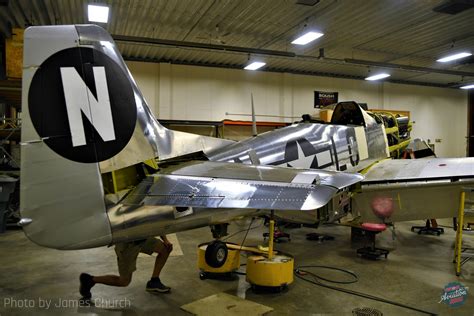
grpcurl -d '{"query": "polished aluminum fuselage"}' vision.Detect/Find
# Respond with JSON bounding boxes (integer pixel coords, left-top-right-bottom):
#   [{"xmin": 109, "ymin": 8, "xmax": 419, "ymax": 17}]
[{"xmin": 107, "ymin": 119, "xmax": 390, "ymax": 244}]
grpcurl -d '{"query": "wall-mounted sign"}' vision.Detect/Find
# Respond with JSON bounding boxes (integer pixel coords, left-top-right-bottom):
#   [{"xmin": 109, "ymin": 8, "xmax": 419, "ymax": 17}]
[{"xmin": 314, "ymin": 91, "xmax": 338, "ymax": 108}]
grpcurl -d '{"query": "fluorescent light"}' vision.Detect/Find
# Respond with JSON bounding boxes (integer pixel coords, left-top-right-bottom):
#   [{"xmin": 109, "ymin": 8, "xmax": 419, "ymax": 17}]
[
  {"xmin": 291, "ymin": 31, "xmax": 324, "ymax": 45},
  {"xmin": 244, "ymin": 62, "xmax": 266, "ymax": 70},
  {"xmin": 365, "ymin": 73, "xmax": 391, "ymax": 81},
  {"xmin": 460, "ymin": 84, "xmax": 474, "ymax": 90},
  {"xmin": 88, "ymin": 4, "xmax": 109, "ymax": 23},
  {"xmin": 436, "ymin": 52, "xmax": 472, "ymax": 63}
]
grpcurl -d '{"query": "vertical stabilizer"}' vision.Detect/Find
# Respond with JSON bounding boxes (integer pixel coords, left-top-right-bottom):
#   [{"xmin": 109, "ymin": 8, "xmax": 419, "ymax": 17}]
[{"xmin": 20, "ymin": 24, "xmax": 232, "ymax": 249}]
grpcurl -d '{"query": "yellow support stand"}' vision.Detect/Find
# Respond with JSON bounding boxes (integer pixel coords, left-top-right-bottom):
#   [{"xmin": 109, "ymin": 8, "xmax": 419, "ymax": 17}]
[
  {"xmin": 246, "ymin": 217, "xmax": 294, "ymax": 289},
  {"xmin": 268, "ymin": 219, "xmax": 274, "ymax": 260},
  {"xmin": 110, "ymin": 170, "xmax": 119, "ymax": 193},
  {"xmin": 454, "ymin": 188, "xmax": 474, "ymax": 276},
  {"xmin": 454, "ymin": 191, "xmax": 465, "ymax": 276}
]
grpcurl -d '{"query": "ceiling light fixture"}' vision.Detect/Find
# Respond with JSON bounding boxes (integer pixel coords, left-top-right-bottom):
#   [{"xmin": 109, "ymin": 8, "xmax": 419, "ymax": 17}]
[
  {"xmin": 460, "ymin": 84, "xmax": 474, "ymax": 89},
  {"xmin": 244, "ymin": 61, "xmax": 266, "ymax": 70},
  {"xmin": 436, "ymin": 52, "xmax": 472, "ymax": 62},
  {"xmin": 88, "ymin": 4, "xmax": 109, "ymax": 23},
  {"xmin": 291, "ymin": 31, "xmax": 324, "ymax": 45},
  {"xmin": 365, "ymin": 73, "xmax": 391, "ymax": 81}
]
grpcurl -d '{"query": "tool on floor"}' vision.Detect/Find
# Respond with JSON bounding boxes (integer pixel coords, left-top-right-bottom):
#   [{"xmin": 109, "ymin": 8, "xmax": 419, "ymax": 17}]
[{"xmin": 306, "ymin": 233, "xmax": 335, "ymax": 242}]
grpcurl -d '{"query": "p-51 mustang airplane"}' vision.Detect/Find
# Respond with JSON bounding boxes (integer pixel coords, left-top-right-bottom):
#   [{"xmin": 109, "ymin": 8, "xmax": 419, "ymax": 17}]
[{"xmin": 20, "ymin": 25, "xmax": 474, "ymax": 254}]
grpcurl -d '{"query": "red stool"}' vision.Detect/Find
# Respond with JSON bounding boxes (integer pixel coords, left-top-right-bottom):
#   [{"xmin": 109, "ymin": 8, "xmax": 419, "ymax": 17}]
[
  {"xmin": 356, "ymin": 223, "xmax": 389, "ymax": 260},
  {"xmin": 356, "ymin": 197, "xmax": 394, "ymax": 260}
]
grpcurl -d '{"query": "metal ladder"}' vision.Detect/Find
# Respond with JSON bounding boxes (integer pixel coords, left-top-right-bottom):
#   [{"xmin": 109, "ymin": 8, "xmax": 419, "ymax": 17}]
[{"xmin": 454, "ymin": 187, "xmax": 474, "ymax": 276}]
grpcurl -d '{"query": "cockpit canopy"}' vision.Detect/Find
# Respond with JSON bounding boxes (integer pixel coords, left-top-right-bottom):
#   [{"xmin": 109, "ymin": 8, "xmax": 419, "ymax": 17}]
[{"xmin": 330, "ymin": 101, "xmax": 377, "ymax": 127}]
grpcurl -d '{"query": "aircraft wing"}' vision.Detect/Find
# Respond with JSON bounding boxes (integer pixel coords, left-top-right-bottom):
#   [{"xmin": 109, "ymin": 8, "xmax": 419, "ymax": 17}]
[
  {"xmin": 353, "ymin": 158, "xmax": 474, "ymax": 222},
  {"xmin": 361, "ymin": 158, "xmax": 474, "ymax": 183},
  {"xmin": 123, "ymin": 161, "xmax": 363, "ymax": 211}
]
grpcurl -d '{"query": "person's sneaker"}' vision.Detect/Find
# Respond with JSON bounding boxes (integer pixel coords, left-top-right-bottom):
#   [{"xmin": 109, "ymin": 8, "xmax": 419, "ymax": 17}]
[
  {"xmin": 79, "ymin": 273, "xmax": 95, "ymax": 299},
  {"xmin": 146, "ymin": 278, "xmax": 171, "ymax": 293}
]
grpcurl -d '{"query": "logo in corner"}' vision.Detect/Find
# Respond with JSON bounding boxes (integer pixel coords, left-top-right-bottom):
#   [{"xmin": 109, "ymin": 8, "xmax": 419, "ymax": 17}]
[
  {"xmin": 28, "ymin": 47, "xmax": 137, "ymax": 163},
  {"xmin": 439, "ymin": 281, "xmax": 468, "ymax": 307}
]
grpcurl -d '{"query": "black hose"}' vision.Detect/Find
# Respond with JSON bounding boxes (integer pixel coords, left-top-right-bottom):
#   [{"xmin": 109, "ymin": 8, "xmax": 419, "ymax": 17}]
[
  {"xmin": 294, "ymin": 266, "xmax": 436, "ymax": 316},
  {"xmin": 295, "ymin": 265, "xmax": 358, "ymax": 284}
]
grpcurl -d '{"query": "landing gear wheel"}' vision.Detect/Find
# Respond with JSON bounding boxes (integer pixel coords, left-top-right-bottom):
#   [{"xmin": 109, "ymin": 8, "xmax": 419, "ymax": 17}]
[{"xmin": 205, "ymin": 240, "xmax": 228, "ymax": 268}]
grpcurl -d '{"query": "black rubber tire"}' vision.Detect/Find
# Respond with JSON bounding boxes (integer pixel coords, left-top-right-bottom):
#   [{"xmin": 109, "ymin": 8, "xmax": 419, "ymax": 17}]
[{"xmin": 205, "ymin": 240, "xmax": 228, "ymax": 268}]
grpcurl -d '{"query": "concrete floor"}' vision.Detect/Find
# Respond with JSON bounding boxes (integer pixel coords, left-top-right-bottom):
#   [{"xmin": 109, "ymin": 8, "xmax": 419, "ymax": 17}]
[{"xmin": 0, "ymin": 218, "xmax": 473, "ymax": 315}]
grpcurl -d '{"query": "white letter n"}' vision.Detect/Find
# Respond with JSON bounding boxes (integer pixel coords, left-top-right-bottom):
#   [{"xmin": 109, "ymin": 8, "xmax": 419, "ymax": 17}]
[{"xmin": 60, "ymin": 67, "xmax": 116, "ymax": 147}]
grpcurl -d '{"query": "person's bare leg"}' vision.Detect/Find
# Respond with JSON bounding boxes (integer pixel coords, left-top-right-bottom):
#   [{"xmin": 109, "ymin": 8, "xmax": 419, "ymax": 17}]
[
  {"xmin": 152, "ymin": 242, "xmax": 171, "ymax": 278},
  {"xmin": 146, "ymin": 241, "xmax": 172, "ymax": 293},
  {"xmin": 80, "ymin": 273, "xmax": 131, "ymax": 299},
  {"xmin": 93, "ymin": 274, "xmax": 132, "ymax": 287}
]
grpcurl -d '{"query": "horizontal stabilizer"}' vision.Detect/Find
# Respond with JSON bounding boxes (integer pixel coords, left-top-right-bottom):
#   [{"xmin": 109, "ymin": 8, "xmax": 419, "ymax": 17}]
[{"xmin": 123, "ymin": 161, "xmax": 363, "ymax": 211}]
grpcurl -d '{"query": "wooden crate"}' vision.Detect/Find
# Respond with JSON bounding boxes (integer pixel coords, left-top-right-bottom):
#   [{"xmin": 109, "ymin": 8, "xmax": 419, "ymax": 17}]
[{"xmin": 6, "ymin": 28, "xmax": 24, "ymax": 79}]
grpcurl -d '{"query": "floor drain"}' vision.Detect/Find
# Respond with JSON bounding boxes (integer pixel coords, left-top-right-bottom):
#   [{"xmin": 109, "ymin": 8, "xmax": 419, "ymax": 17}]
[{"xmin": 352, "ymin": 307, "xmax": 383, "ymax": 316}]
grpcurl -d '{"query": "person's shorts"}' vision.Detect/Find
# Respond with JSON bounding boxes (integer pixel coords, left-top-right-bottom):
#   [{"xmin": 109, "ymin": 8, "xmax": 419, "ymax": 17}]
[{"xmin": 115, "ymin": 237, "xmax": 162, "ymax": 277}]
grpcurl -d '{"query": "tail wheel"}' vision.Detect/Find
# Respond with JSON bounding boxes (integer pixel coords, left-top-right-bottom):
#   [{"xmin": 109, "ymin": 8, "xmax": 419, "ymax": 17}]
[{"xmin": 205, "ymin": 240, "xmax": 228, "ymax": 268}]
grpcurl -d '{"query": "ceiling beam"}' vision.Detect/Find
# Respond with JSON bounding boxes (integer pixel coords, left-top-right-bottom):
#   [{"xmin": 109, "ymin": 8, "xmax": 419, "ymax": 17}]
[
  {"xmin": 112, "ymin": 34, "xmax": 296, "ymax": 57},
  {"xmin": 345, "ymin": 58, "xmax": 474, "ymax": 78}
]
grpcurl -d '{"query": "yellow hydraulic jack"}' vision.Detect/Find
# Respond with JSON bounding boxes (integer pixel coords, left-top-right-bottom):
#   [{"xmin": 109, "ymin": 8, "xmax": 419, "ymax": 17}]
[
  {"xmin": 197, "ymin": 241, "xmax": 241, "ymax": 280},
  {"xmin": 246, "ymin": 217, "xmax": 294, "ymax": 290},
  {"xmin": 198, "ymin": 215, "xmax": 294, "ymax": 289}
]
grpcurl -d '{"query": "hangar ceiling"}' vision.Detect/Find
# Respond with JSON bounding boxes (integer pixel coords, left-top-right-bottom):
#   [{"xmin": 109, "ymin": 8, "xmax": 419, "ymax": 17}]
[{"xmin": 1, "ymin": 0, "xmax": 474, "ymax": 88}]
